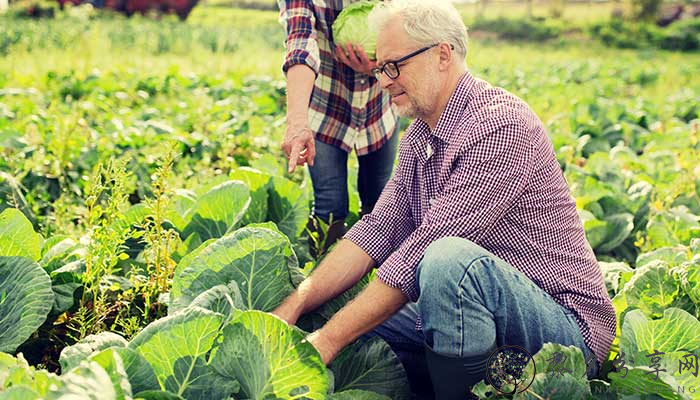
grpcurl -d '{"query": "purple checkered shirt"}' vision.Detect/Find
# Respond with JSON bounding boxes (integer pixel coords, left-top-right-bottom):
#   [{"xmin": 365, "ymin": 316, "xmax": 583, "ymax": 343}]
[
  {"xmin": 277, "ymin": 0, "xmax": 397, "ymax": 155},
  {"xmin": 344, "ymin": 72, "xmax": 616, "ymax": 365}
]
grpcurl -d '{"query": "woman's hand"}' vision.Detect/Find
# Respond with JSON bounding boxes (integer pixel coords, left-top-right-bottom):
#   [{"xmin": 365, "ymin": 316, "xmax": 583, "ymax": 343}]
[
  {"xmin": 282, "ymin": 124, "xmax": 316, "ymax": 174},
  {"xmin": 335, "ymin": 43, "xmax": 377, "ymax": 76}
]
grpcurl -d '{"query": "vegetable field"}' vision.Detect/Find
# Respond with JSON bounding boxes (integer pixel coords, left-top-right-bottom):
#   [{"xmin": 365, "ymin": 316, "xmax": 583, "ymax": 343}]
[{"xmin": 1, "ymin": 3, "xmax": 700, "ymax": 399}]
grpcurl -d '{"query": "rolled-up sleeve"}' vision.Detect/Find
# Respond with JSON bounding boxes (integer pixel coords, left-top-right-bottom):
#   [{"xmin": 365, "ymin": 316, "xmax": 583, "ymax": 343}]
[
  {"xmin": 376, "ymin": 122, "xmax": 534, "ymax": 301},
  {"xmin": 344, "ymin": 172, "xmax": 415, "ymax": 267},
  {"xmin": 277, "ymin": 0, "xmax": 321, "ymax": 76}
]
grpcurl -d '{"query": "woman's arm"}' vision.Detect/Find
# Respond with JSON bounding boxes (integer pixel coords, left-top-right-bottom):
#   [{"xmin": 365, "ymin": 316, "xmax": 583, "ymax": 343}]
[
  {"xmin": 278, "ymin": 0, "xmax": 320, "ymax": 172},
  {"xmin": 283, "ymin": 64, "xmax": 317, "ymax": 173}
]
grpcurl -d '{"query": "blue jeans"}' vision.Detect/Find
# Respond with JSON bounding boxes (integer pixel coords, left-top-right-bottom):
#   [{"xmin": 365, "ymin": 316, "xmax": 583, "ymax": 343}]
[
  {"xmin": 371, "ymin": 237, "xmax": 599, "ymax": 391},
  {"xmin": 308, "ymin": 131, "xmax": 398, "ymax": 222}
]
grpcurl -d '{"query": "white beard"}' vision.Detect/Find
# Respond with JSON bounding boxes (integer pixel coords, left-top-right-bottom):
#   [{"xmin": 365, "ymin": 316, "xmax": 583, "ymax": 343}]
[{"xmin": 392, "ymin": 99, "xmax": 418, "ymax": 119}]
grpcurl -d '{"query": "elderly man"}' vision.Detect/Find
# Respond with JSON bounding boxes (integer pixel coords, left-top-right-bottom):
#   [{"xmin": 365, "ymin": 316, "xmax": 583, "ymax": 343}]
[{"xmin": 273, "ymin": 1, "xmax": 616, "ymax": 398}]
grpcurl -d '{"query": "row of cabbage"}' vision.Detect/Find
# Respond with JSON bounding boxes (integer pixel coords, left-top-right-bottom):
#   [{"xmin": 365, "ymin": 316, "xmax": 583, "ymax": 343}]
[
  {"xmin": 0, "ymin": 167, "xmax": 415, "ymax": 399},
  {"xmin": 2, "ymin": 120, "xmax": 698, "ymax": 399},
  {"xmin": 1, "ymin": 68, "xmax": 699, "ymax": 399}
]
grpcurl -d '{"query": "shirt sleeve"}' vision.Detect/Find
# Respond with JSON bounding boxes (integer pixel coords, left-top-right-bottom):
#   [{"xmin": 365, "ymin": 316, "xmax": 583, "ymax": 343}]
[
  {"xmin": 344, "ymin": 171, "xmax": 416, "ymax": 267},
  {"xmin": 376, "ymin": 121, "xmax": 534, "ymax": 301},
  {"xmin": 277, "ymin": 0, "xmax": 321, "ymax": 76}
]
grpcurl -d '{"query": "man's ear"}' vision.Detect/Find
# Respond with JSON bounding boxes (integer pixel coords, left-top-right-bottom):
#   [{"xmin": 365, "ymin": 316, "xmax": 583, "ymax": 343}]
[{"xmin": 438, "ymin": 42, "xmax": 453, "ymax": 71}]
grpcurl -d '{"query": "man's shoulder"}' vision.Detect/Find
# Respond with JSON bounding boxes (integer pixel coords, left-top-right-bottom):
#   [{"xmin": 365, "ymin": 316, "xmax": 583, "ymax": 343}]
[
  {"xmin": 467, "ymin": 82, "xmax": 532, "ymax": 124},
  {"xmin": 453, "ymin": 80, "xmax": 542, "ymax": 145}
]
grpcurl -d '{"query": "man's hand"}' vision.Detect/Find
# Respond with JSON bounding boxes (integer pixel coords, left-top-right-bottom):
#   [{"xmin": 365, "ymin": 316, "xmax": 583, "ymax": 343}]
[
  {"xmin": 271, "ymin": 244, "xmax": 407, "ymax": 367},
  {"xmin": 335, "ymin": 43, "xmax": 376, "ymax": 76},
  {"xmin": 282, "ymin": 124, "xmax": 316, "ymax": 174},
  {"xmin": 307, "ymin": 279, "xmax": 408, "ymax": 366},
  {"xmin": 304, "ymin": 331, "xmax": 339, "ymax": 365}
]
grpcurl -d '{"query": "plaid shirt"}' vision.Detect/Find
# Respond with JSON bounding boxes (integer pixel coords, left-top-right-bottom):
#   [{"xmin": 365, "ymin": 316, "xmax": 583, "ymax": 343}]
[
  {"xmin": 345, "ymin": 72, "xmax": 616, "ymax": 365},
  {"xmin": 277, "ymin": 0, "xmax": 397, "ymax": 155}
]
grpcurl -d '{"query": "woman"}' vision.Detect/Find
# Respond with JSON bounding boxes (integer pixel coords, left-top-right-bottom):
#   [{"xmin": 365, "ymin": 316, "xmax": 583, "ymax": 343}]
[{"xmin": 277, "ymin": 0, "xmax": 398, "ymax": 256}]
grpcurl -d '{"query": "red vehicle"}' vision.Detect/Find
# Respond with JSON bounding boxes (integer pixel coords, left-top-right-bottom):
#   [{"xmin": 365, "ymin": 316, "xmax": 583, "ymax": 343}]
[{"xmin": 56, "ymin": 0, "xmax": 199, "ymax": 20}]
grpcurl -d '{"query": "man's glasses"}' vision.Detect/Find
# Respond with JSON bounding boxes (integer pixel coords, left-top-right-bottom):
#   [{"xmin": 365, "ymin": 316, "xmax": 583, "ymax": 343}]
[{"xmin": 371, "ymin": 43, "xmax": 439, "ymax": 81}]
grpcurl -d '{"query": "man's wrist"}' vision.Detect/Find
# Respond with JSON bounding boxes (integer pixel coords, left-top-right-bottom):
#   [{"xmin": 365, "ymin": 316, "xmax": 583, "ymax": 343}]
[
  {"xmin": 307, "ymin": 329, "xmax": 343, "ymax": 365},
  {"xmin": 275, "ymin": 290, "xmax": 306, "ymax": 325}
]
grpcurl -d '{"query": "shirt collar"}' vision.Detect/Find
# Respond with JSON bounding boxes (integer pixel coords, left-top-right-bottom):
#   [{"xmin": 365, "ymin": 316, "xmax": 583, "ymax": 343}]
[
  {"xmin": 404, "ymin": 71, "xmax": 477, "ymax": 161},
  {"xmin": 430, "ymin": 71, "xmax": 477, "ymax": 142}
]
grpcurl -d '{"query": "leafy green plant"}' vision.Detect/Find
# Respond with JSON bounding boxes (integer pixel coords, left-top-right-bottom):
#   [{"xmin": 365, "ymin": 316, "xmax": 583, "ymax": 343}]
[
  {"xmin": 306, "ymin": 214, "xmax": 332, "ymax": 260},
  {"xmin": 137, "ymin": 149, "xmax": 180, "ymax": 316},
  {"xmin": 169, "ymin": 224, "xmax": 304, "ymax": 313},
  {"xmin": 267, "ymin": 176, "xmax": 311, "ymax": 240},
  {"xmin": 469, "ymin": 17, "xmax": 567, "ymax": 41},
  {"xmin": 2, "ymin": 304, "xmax": 411, "ymax": 399},
  {"xmin": 0, "ymin": 257, "xmax": 53, "ymax": 354},
  {"xmin": 590, "ymin": 17, "xmax": 700, "ymax": 51},
  {"xmin": 177, "ymin": 181, "xmax": 251, "ymax": 242},
  {"xmin": 73, "ymin": 159, "xmax": 135, "ymax": 339}
]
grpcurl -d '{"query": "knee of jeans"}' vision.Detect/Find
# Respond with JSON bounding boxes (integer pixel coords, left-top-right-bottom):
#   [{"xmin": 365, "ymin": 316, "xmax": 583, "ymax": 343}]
[
  {"xmin": 418, "ymin": 237, "xmax": 485, "ymax": 294},
  {"xmin": 311, "ymin": 172, "xmax": 346, "ymax": 193},
  {"xmin": 311, "ymin": 184, "xmax": 348, "ymax": 222}
]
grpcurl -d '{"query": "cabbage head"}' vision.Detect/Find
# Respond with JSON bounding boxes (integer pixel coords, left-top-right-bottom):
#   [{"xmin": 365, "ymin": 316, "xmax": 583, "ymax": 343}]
[{"xmin": 332, "ymin": 1, "xmax": 379, "ymax": 60}]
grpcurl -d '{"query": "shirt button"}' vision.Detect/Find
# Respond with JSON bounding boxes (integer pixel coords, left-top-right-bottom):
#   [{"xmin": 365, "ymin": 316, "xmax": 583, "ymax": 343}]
[
  {"xmin": 360, "ymin": 79, "xmax": 366, "ymax": 85},
  {"xmin": 426, "ymin": 143, "xmax": 433, "ymax": 158}
]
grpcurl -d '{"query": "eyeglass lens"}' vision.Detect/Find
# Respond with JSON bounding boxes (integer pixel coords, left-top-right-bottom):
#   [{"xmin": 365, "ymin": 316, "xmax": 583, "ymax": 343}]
[{"xmin": 373, "ymin": 62, "xmax": 399, "ymax": 80}]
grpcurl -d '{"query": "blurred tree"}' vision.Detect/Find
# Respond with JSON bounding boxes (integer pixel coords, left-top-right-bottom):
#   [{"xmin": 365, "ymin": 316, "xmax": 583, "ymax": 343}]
[
  {"xmin": 629, "ymin": 0, "xmax": 663, "ymax": 20},
  {"xmin": 549, "ymin": 0, "xmax": 566, "ymax": 18},
  {"xmin": 478, "ymin": 0, "xmax": 488, "ymax": 18}
]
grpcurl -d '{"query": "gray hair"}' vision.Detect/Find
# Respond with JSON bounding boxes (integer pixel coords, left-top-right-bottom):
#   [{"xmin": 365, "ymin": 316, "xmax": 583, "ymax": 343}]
[{"xmin": 368, "ymin": 0, "xmax": 468, "ymax": 60}]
